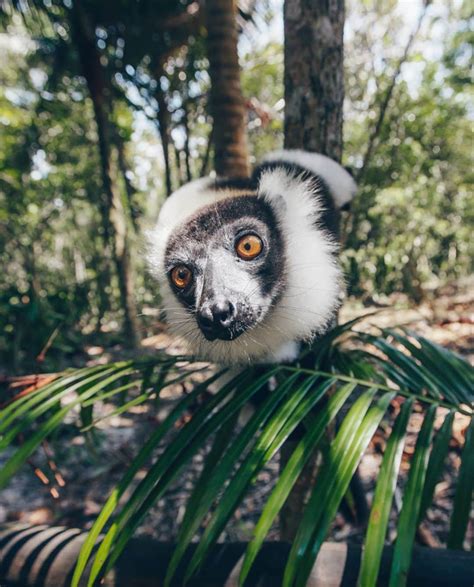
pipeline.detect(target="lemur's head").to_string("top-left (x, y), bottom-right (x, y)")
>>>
top-left (148, 151), bottom-right (356, 364)
top-left (164, 194), bottom-right (285, 343)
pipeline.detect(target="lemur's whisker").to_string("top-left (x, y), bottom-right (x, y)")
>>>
top-left (166, 317), bottom-right (194, 324)
top-left (259, 303), bottom-right (329, 318)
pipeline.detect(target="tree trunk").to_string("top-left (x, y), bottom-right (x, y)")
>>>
top-left (174, 143), bottom-right (185, 187)
top-left (91, 232), bottom-right (111, 332)
top-left (155, 69), bottom-right (173, 196)
top-left (182, 102), bottom-right (193, 182)
top-left (206, 0), bottom-right (250, 178)
top-left (280, 0), bottom-right (346, 541)
top-left (284, 0), bottom-right (345, 161)
top-left (116, 132), bottom-right (140, 232)
top-left (70, 0), bottom-right (140, 348)
top-left (200, 123), bottom-right (214, 177)
top-left (355, 3), bottom-right (428, 184)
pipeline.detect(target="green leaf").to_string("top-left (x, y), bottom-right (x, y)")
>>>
top-left (0, 365), bottom-right (130, 447)
top-left (0, 364), bottom-right (111, 432)
top-left (358, 398), bottom-right (413, 587)
top-left (447, 415), bottom-right (474, 549)
top-left (239, 382), bottom-right (357, 585)
top-left (291, 391), bottom-right (394, 587)
top-left (81, 366), bottom-right (208, 430)
top-left (166, 372), bottom-right (306, 586)
top-left (385, 329), bottom-right (473, 405)
top-left (2, 321), bottom-right (470, 587)
top-left (282, 388), bottom-right (387, 587)
top-left (389, 404), bottom-right (437, 587)
top-left (367, 335), bottom-right (442, 399)
top-left (0, 367), bottom-right (134, 488)
top-left (183, 374), bottom-right (333, 584)
top-left (84, 369), bottom-right (277, 586)
top-left (71, 368), bottom-right (228, 587)
top-left (418, 410), bottom-right (454, 523)
top-left (413, 335), bottom-right (473, 404)
top-left (80, 381), bottom-right (140, 409)
top-left (173, 407), bottom-right (240, 550)
top-left (303, 314), bottom-right (373, 366)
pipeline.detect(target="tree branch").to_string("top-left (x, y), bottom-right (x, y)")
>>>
top-left (356, 2), bottom-right (431, 184)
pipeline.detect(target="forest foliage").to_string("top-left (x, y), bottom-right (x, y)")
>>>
top-left (0, 2), bottom-right (473, 585)
top-left (0, 0), bottom-right (472, 372)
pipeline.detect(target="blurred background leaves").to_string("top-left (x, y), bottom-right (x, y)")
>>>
top-left (0, 0), bottom-right (472, 373)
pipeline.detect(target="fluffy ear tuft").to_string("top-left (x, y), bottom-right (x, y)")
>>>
top-left (257, 166), bottom-right (324, 224)
top-left (262, 149), bottom-right (357, 209)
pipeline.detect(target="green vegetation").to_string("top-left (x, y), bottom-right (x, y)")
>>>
top-left (1, 321), bottom-right (472, 585)
top-left (1, 1), bottom-right (472, 370)
top-left (0, 1), bottom-right (472, 585)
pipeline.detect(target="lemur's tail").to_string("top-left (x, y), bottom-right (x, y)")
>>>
top-left (256, 149), bottom-right (357, 210)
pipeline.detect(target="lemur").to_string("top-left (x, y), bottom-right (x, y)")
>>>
top-left (148, 149), bottom-right (356, 365)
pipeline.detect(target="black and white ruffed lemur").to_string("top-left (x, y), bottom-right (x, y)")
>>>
top-left (148, 149), bottom-right (357, 365)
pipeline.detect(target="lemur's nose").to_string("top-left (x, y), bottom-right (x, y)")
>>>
top-left (197, 300), bottom-right (236, 340)
top-left (212, 300), bottom-right (235, 326)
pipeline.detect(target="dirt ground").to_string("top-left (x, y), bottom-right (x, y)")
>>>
top-left (1, 278), bottom-right (472, 549)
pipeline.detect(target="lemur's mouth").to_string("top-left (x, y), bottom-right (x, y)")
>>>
top-left (198, 321), bottom-right (247, 342)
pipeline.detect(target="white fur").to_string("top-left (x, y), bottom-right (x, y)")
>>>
top-left (148, 154), bottom-right (349, 365)
top-left (148, 178), bottom-right (214, 275)
top-left (147, 178), bottom-right (255, 278)
top-left (263, 149), bottom-right (356, 208)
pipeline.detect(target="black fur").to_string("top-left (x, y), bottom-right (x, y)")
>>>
top-left (253, 160), bottom-right (341, 239)
top-left (212, 177), bottom-right (257, 192)
top-left (165, 195), bottom-right (280, 247)
top-left (206, 161), bottom-right (342, 239)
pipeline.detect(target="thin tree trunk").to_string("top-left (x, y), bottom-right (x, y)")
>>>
top-left (284, 0), bottom-right (345, 161)
top-left (280, 0), bottom-right (346, 542)
top-left (116, 132), bottom-right (140, 232)
top-left (343, 3), bottom-right (429, 249)
top-left (174, 143), bottom-right (184, 187)
top-left (155, 69), bottom-right (173, 196)
top-left (200, 123), bottom-right (214, 177)
top-left (71, 0), bottom-right (139, 348)
top-left (182, 102), bottom-right (193, 182)
top-left (206, 0), bottom-right (249, 178)
top-left (91, 233), bottom-right (111, 332)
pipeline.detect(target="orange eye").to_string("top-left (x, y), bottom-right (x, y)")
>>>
top-left (235, 234), bottom-right (263, 260)
top-left (170, 266), bottom-right (192, 289)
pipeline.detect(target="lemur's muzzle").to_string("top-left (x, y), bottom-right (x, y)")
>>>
top-left (197, 299), bottom-right (240, 341)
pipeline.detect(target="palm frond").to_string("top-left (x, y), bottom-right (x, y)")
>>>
top-left (388, 405), bottom-right (437, 587)
top-left (447, 415), bottom-right (474, 550)
top-left (358, 398), bottom-right (413, 586)
top-left (239, 382), bottom-right (357, 584)
top-left (1, 321), bottom-right (472, 587)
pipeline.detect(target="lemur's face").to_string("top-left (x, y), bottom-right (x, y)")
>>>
top-left (164, 196), bottom-right (285, 342)
top-left (150, 160), bottom-right (350, 364)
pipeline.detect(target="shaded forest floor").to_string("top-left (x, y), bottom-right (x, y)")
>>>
top-left (1, 278), bottom-right (472, 549)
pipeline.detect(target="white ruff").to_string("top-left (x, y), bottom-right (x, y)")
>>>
top-left (148, 159), bottom-right (348, 365)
